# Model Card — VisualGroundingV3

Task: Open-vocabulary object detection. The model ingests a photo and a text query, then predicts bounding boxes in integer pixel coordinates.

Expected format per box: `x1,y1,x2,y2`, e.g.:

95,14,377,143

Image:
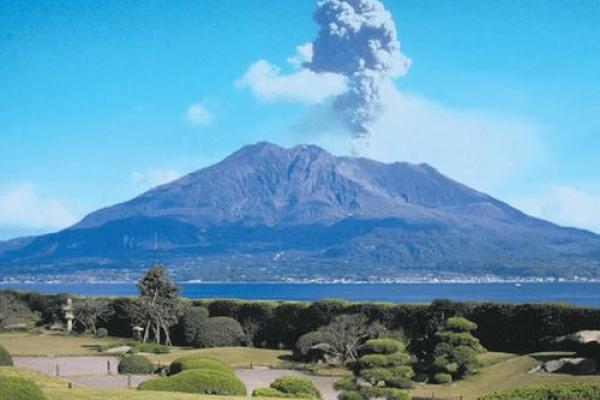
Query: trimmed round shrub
334,378,356,391
359,354,389,368
433,373,453,385
95,328,108,338
445,317,477,332
0,376,46,400
139,369,246,395
385,376,414,389
359,353,412,368
0,345,13,366
362,339,403,355
338,390,367,400
270,376,321,399
453,345,481,375
118,355,155,374
360,367,394,384
179,306,209,346
294,331,326,361
193,317,245,348
169,356,232,376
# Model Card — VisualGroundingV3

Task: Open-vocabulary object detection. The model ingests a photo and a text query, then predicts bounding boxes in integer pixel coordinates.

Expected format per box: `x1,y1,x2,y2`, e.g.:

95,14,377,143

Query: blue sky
1,0,599,239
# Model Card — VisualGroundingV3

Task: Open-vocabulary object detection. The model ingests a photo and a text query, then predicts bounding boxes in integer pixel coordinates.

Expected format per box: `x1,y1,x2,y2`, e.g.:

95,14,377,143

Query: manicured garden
4,265,600,399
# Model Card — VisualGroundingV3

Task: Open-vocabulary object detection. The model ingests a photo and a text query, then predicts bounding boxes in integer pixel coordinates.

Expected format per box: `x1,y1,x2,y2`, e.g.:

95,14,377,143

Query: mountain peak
2,142,599,282
225,142,333,163
74,142,509,230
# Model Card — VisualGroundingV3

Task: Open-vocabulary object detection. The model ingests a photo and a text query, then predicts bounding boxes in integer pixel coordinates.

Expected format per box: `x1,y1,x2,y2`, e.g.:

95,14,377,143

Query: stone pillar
63,298,74,334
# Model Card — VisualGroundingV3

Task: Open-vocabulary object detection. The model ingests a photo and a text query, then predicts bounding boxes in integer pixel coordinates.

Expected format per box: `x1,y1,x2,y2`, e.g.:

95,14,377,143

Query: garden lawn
0,366,277,400
411,352,600,400
144,346,290,368
0,332,118,356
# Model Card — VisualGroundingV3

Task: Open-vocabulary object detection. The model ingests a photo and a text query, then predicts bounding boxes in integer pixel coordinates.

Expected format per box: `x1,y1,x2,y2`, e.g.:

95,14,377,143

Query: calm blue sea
1,282,600,307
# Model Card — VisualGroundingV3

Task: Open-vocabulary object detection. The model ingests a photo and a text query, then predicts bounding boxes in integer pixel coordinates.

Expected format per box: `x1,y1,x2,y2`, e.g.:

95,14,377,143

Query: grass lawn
144,346,290,368
0,332,290,368
0,366,268,400
0,332,118,356
410,352,600,400
5,333,600,400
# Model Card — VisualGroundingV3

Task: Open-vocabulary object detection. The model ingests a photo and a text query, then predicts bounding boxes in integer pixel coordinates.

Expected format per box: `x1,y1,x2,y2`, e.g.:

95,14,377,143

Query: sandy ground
14,356,121,376
236,368,338,400
14,356,339,400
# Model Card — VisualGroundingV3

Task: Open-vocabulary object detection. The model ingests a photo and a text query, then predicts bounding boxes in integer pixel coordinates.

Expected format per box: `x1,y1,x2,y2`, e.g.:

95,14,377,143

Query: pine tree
431,316,486,384
337,338,414,400
137,264,181,345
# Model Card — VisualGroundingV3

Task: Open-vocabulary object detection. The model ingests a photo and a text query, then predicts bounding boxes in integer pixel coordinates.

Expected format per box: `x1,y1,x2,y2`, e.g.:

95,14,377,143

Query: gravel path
14,356,121,376
236,368,338,400
14,356,339,400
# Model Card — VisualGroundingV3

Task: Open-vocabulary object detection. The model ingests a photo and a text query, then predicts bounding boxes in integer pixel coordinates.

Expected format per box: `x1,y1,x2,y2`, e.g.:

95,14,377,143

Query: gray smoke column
306,0,411,138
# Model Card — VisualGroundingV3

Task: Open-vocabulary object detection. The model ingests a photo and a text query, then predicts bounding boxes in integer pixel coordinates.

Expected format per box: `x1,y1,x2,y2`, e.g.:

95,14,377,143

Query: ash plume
306,0,411,139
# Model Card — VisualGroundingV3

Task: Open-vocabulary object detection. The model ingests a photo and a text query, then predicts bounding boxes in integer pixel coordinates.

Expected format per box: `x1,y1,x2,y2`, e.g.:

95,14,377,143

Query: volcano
1,142,599,282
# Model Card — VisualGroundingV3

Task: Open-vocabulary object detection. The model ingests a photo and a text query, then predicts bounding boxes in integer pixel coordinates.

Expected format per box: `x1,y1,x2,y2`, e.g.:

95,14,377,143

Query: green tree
295,314,386,365
73,298,113,336
319,314,386,364
430,316,486,383
137,264,181,345
337,338,414,400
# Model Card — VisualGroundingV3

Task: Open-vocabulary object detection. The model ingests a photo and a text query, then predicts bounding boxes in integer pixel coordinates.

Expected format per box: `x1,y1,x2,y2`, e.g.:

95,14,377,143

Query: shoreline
2,278,600,284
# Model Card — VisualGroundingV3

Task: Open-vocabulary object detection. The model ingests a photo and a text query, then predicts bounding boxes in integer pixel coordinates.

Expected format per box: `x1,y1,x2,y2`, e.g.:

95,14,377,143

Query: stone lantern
62,298,74,334
133,326,144,342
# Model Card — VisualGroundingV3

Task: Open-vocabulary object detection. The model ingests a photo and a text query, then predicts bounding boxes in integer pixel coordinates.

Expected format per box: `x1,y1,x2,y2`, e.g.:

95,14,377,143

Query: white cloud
512,185,600,233
0,183,77,234
131,169,183,188
287,43,313,68
185,103,214,126
236,60,347,104
309,88,546,193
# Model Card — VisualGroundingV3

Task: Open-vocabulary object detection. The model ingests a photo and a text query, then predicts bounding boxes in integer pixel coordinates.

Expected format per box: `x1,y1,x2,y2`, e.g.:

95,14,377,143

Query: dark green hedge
478,383,600,400
6,290,600,354
176,306,209,346
0,345,13,366
118,355,155,374
195,299,600,353
138,369,246,395
0,376,46,400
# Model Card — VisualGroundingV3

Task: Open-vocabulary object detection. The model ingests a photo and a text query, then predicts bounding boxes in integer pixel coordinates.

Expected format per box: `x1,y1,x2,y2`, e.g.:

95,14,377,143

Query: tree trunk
162,317,172,346
156,320,161,344
143,320,151,343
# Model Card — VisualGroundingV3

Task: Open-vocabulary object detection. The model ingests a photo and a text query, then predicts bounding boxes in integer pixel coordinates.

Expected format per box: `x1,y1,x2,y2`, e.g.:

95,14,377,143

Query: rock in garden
1,323,27,331
104,346,132,354
539,357,597,375
556,330,600,344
